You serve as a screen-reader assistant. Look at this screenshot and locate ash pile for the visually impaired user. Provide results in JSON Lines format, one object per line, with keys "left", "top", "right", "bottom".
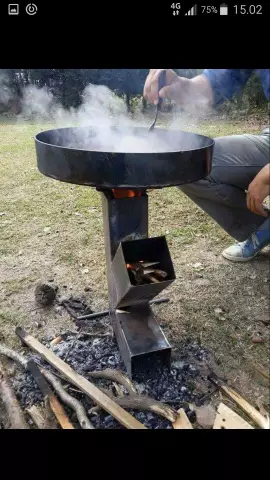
{"left": 11, "top": 318, "right": 211, "bottom": 429}
{"left": 1, "top": 295, "right": 219, "bottom": 430}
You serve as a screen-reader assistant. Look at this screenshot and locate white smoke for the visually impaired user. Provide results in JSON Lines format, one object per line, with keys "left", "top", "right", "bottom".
{"left": 0, "top": 70, "right": 212, "bottom": 153}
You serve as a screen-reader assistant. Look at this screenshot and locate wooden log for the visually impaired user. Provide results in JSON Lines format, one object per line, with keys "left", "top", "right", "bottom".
{"left": 213, "top": 403, "right": 254, "bottom": 429}
{"left": 173, "top": 408, "right": 193, "bottom": 429}
{"left": 209, "top": 374, "right": 269, "bottom": 429}
{"left": 0, "top": 360, "right": 29, "bottom": 429}
{"left": 16, "top": 327, "right": 146, "bottom": 429}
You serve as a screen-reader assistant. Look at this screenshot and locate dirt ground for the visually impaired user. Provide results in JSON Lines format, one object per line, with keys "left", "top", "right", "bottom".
{"left": 0, "top": 114, "right": 269, "bottom": 414}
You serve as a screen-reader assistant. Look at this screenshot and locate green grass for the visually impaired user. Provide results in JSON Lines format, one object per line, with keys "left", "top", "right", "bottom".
{"left": 0, "top": 114, "right": 269, "bottom": 404}
{"left": 0, "top": 115, "right": 265, "bottom": 258}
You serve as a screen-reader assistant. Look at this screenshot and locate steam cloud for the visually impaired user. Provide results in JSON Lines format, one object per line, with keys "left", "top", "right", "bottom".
{"left": 1, "top": 72, "right": 211, "bottom": 153}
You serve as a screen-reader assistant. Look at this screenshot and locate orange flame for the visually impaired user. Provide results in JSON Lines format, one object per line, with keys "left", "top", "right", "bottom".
{"left": 112, "top": 189, "right": 143, "bottom": 199}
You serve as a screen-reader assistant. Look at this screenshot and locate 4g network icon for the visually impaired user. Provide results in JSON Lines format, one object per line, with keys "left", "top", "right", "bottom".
{"left": 171, "top": 3, "right": 181, "bottom": 15}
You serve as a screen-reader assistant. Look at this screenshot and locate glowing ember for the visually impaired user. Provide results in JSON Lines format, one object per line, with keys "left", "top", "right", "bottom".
{"left": 112, "top": 189, "right": 143, "bottom": 199}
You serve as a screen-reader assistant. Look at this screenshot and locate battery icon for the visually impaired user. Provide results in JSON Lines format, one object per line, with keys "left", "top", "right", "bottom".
{"left": 220, "top": 3, "right": 228, "bottom": 15}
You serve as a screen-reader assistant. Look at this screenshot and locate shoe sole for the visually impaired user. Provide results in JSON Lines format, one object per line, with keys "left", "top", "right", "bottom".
{"left": 222, "top": 250, "right": 260, "bottom": 262}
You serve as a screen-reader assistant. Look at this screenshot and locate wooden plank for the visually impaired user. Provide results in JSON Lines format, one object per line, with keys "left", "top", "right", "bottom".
{"left": 213, "top": 403, "right": 254, "bottom": 430}
{"left": 173, "top": 408, "right": 193, "bottom": 429}
{"left": 209, "top": 374, "right": 269, "bottom": 429}
{"left": 16, "top": 327, "right": 147, "bottom": 430}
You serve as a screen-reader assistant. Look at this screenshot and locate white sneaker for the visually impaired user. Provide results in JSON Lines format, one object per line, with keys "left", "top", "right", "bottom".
{"left": 222, "top": 233, "right": 265, "bottom": 262}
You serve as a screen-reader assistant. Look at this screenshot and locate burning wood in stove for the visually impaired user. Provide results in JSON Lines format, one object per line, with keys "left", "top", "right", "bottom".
{"left": 126, "top": 261, "right": 168, "bottom": 285}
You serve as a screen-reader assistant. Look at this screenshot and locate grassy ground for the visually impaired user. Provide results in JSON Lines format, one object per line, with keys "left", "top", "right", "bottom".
{"left": 0, "top": 114, "right": 269, "bottom": 410}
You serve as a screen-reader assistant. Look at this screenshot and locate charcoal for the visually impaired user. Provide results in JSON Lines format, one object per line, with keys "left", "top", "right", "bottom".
{"left": 11, "top": 315, "right": 209, "bottom": 429}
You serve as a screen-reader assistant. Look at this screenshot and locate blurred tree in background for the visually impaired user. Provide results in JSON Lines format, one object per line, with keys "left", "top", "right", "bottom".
{"left": 0, "top": 69, "right": 268, "bottom": 114}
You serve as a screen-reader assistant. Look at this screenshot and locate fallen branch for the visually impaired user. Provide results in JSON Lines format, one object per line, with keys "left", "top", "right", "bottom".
{"left": 0, "top": 360, "right": 29, "bottom": 429}
{"left": 88, "top": 368, "right": 137, "bottom": 395}
{"left": 16, "top": 327, "right": 146, "bottom": 429}
{"left": 41, "top": 369, "right": 94, "bottom": 429}
{"left": 0, "top": 344, "right": 27, "bottom": 368}
{"left": 209, "top": 373, "right": 269, "bottom": 429}
{"left": 97, "top": 387, "right": 178, "bottom": 423}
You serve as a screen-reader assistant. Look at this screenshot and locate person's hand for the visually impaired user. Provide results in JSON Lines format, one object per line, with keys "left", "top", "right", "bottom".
{"left": 143, "top": 69, "right": 214, "bottom": 112}
{"left": 143, "top": 69, "right": 189, "bottom": 105}
{"left": 246, "top": 164, "right": 270, "bottom": 217}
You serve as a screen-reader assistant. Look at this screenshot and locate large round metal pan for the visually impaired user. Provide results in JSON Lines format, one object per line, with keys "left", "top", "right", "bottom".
{"left": 35, "top": 126, "right": 214, "bottom": 189}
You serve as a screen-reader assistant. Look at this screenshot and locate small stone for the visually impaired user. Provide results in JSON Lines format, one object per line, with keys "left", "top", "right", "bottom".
{"left": 195, "top": 404, "right": 216, "bottom": 429}
{"left": 34, "top": 321, "right": 43, "bottom": 328}
{"left": 48, "top": 278, "right": 54, "bottom": 282}
{"left": 84, "top": 286, "right": 91, "bottom": 292}
{"left": 214, "top": 308, "right": 223, "bottom": 316}
{"left": 252, "top": 336, "right": 264, "bottom": 344}
{"left": 18, "top": 250, "right": 23, "bottom": 256}
{"left": 43, "top": 227, "right": 51, "bottom": 233}
{"left": 249, "top": 274, "right": 257, "bottom": 280}
{"left": 82, "top": 268, "right": 89, "bottom": 274}
{"left": 63, "top": 285, "right": 67, "bottom": 289}
{"left": 192, "top": 262, "right": 204, "bottom": 271}
{"left": 0, "top": 212, "right": 6, "bottom": 216}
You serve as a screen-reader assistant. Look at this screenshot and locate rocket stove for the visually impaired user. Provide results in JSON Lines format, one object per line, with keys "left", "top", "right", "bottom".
{"left": 35, "top": 126, "right": 214, "bottom": 377}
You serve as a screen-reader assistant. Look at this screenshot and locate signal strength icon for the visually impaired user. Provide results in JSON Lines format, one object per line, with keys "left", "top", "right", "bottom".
{"left": 185, "top": 4, "right": 197, "bottom": 15}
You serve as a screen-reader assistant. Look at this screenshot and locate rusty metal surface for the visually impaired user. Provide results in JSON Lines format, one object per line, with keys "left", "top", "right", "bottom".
{"left": 101, "top": 191, "right": 172, "bottom": 377}
{"left": 111, "top": 237, "right": 175, "bottom": 309}
{"left": 113, "top": 305, "right": 171, "bottom": 377}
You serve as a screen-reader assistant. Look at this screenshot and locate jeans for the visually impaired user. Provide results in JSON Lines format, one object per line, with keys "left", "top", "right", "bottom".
{"left": 179, "top": 128, "right": 270, "bottom": 241}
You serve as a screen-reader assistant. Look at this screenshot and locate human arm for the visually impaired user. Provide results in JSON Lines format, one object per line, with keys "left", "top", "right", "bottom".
{"left": 246, "top": 164, "right": 270, "bottom": 217}
{"left": 143, "top": 69, "right": 254, "bottom": 112}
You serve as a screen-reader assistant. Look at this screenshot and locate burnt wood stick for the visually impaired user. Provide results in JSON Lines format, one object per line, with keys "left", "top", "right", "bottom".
{"left": 16, "top": 327, "right": 147, "bottom": 429}
{"left": 27, "top": 360, "right": 75, "bottom": 429}
{"left": 153, "top": 269, "right": 168, "bottom": 279}
{"left": 0, "top": 360, "right": 30, "bottom": 429}
{"left": 144, "top": 273, "right": 160, "bottom": 284}
{"left": 62, "top": 301, "right": 78, "bottom": 319}
{"left": 75, "top": 297, "right": 170, "bottom": 322}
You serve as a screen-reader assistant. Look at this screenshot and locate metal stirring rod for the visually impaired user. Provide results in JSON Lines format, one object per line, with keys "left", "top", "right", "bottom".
{"left": 148, "top": 70, "right": 167, "bottom": 132}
